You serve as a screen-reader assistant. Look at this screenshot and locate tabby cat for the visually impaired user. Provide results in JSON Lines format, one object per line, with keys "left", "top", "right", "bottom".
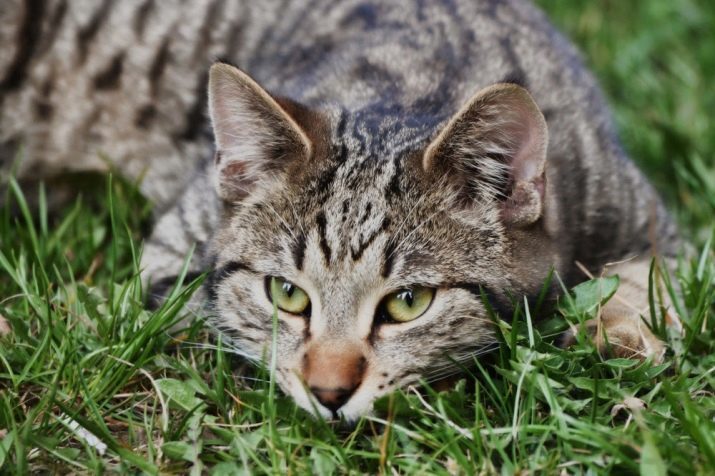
{"left": 1, "top": 0, "right": 680, "bottom": 420}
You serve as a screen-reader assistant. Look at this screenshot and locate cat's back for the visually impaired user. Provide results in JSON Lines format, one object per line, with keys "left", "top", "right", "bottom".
{"left": 251, "top": 0, "right": 678, "bottom": 267}
{"left": 0, "top": 0, "right": 591, "bottom": 199}
{"left": 252, "top": 0, "right": 601, "bottom": 142}
{"left": 0, "top": 0, "right": 676, "bottom": 266}
{"left": 0, "top": 0, "right": 278, "bottom": 204}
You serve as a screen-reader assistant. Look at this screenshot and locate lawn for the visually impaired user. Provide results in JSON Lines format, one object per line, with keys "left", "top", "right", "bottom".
{"left": 1, "top": 0, "right": 714, "bottom": 474}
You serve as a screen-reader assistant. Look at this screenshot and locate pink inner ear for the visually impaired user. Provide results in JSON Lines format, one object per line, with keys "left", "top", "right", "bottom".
{"left": 207, "top": 63, "right": 313, "bottom": 201}
{"left": 498, "top": 99, "right": 548, "bottom": 226}
{"left": 505, "top": 102, "right": 547, "bottom": 184}
{"left": 423, "top": 83, "right": 548, "bottom": 225}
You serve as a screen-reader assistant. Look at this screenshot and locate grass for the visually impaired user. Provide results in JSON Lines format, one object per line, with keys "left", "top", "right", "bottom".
{"left": 1, "top": 0, "right": 714, "bottom": 473}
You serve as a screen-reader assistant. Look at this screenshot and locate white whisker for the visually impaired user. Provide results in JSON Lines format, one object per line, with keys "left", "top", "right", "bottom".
{"left": 263, "top": 201, "right": 297, "bottom": 242}
{"left": 386, "top": 209, "right": 443, "bottom": 261}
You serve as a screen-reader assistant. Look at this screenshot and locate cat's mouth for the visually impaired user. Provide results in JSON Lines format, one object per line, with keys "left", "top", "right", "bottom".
{"left": 277, "top": 342, "right": 499, "bottom": 420}
{"left": 275, "top": 353, "right": 457, "bottom": 421}
{"left": 281, "top": 370, "right": 396, "bottom": 422}
{"left": 275, "top": 367, "right": 378, "bottom": 421}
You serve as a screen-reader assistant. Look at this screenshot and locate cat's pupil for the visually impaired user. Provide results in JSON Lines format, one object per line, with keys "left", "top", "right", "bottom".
{"left": 397, "top": 290, "right": 414, "bottom": 307}
{"left": 282, "top": 282, "right": 295, "bottom": 298}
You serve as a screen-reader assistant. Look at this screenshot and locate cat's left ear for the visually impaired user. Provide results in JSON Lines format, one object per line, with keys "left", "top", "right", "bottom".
{"left": 208, "top": 63, "right": 312, "bottom": 202}
{"left": 423, "top": 83, "right": 548, "bottom": 227}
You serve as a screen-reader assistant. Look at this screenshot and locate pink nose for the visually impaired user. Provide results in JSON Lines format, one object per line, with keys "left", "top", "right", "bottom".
{"left": 310, "top": 387, "right": 357, "bottom": 412}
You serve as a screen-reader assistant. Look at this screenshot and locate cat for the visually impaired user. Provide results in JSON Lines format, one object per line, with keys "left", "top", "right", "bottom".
{"left": 1, "top": 0, "right": 681, "bottom": 421}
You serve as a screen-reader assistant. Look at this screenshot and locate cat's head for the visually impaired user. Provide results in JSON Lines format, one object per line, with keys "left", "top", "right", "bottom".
{"left": 206, "top": 63, "right": 556, "bottom": 421}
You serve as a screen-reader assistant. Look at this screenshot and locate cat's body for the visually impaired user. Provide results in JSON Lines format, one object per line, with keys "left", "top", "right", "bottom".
{"left": 2, "top": 0, "right": 680, "bottom": 420}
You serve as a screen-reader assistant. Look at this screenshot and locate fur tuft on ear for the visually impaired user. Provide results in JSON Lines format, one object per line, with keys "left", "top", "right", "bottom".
{"left": 208, "top": 63, "right": 312, "bottom": 202}
{"left": 423, "top": 83, "right": 548, "bottom": 227}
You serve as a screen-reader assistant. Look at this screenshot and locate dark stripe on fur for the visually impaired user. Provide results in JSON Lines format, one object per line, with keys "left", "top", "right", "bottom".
{"left": 360, "top": 202, "right": 372, "bottom": 224}
{"left": 206, "top": 260, "right": 256, "bottom": 302}
{"left": 223, "top": 22, "right": 245, "bottom": 59}
{"left": 146, "top": 271, "right": 204, "bottom": 310}
{"left": 133, "top": 0, "right": 155, "bottom": 38}
{"left": 384, "top": 155, "right": 402, "bottom": 202}
{"left": 218, "top": 326, "right": 263, "bottom": 344}
{"left": 135, "top": 104, "right": 157, "bottom": 128}
{"left": 381, "top": 240, "right": 396, "bottom": 278}
{"left": 177, "top": 71, "right": 209, "bottom": 141}
{"left": 351, "top": 216, "right": 390, "bottom": 261}
{"left": 0, "top": 0, "right": 46, "bottom": 92}
{"left": 193, "top": 0, "right": 225, "bottom": 62}
{"left": 315, "top": 211, "right": 331, "bottom": 264}
{"left": 292, "top": 233, "right": 307, "bottom": 270}
{"left": 37, "top": 0, "right": 67, "bottom": 57}
{"left": 34, "top": 77, "right": 54, "bottom": 118}
{"left": 498, "top": 35, "right": 528, "bottom": 89}
{"left": 93, "top": 52, "right": 125, "bottom": 90}
{"left": 148, "top": 38, "right": 171, "bottom": 97}
{"left": 76, "top": 0, "right": 112, "bottom": 63}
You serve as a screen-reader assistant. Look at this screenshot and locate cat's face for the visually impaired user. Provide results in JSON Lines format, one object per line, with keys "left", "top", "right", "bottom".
{"left": 209, "top": 151, "right": 515, "bottom": 420}
{"left": 206, "top": 64, "right": 551, "bottom": 420}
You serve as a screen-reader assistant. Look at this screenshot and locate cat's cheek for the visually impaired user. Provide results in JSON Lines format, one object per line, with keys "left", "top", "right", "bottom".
{"left": 336, "top": 375, "right": 400, "bottom": 422}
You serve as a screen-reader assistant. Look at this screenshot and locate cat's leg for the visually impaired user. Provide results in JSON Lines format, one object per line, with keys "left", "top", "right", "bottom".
{"left": 569, "top": 257, "right": 680, "bottom": 362}
{"left": 141, "top": 169, "right": 220, "bottom": 310}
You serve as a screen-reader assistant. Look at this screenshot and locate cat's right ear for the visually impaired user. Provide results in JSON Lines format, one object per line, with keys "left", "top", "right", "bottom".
{"left": 208, "top": 63, "right": 312, "bottom": 202}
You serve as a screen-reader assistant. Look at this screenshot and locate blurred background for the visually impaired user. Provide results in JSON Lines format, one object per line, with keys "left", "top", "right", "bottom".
{"left": 539, "top": 0, "right": 715, "bottom": 243}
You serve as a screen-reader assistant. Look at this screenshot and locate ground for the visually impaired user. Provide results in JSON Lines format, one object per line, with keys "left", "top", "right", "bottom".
{"left": 1, "top": 0, "right": 714, "bottom": 473}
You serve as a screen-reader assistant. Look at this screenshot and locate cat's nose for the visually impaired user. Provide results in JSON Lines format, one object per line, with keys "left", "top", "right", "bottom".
{"left": 309, "top": 386, "right": 356, "bottom": 413}
{"left": 303, "top": 341, "right": 366, "bottom": 414}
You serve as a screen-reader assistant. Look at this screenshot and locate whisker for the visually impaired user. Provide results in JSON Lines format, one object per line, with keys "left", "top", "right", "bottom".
{"left": 386, "top": 209, "right": 443, "bottom": 261}
{"left": 388, "top": 186, "right": 432, "bottom": 244}
{"left": 425, "top": 368, "right": 467, "bottom": 384}
{"left": 175, "top": 339, "right": 258, "bottom": 360}
{"left": 286, "top": 195, "right": 308, "bottom": 239}
{"left": 263, "top": 201, "right": 298, "bottom": 242}
{"left": 423, "top": 344, "right": 500, "bottom": 380}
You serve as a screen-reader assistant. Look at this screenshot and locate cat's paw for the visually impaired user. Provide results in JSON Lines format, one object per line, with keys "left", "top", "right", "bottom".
{"left": 595, "top": 318, "right": 665, "bottom": 362}
{"left": 562, "top": 313, "right": 665, "bottom": 363}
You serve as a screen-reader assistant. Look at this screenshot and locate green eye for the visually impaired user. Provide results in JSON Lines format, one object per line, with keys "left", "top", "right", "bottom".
{"left": 382, "top": 287, "right": 435, "bottom": 323}
{"left": 267, "top": 277, "right": 311, "bottom": 315}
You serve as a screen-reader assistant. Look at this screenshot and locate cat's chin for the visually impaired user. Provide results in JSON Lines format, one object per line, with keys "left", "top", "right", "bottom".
{"left": 279, "top": 371, "right": 379, "bottom": 422}
{"left": 275, "top": 363, "right": 387, "bottom": 422}
{"left": 291, "top": 386, "right": 376, "bottom": 423}
{"left": 336, "top": 404, "right": 375, "bottom": 424}
{"left": 334, "top": 388, "right": 382, "bottom": 423}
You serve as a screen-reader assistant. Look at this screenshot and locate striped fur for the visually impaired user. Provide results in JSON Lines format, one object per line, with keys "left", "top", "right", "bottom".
{"left": 2, "top": 0, "right": 681, "bottom": 420}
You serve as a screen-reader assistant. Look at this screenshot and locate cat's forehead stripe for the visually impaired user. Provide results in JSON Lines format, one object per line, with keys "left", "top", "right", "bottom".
{"left": 349, "top": 216, "right": 391, "bottom": 262}
{"left": 291, "top": 233, "right": 307, "bottom": 271}
{"left": 381, "top": 241, "right": 397, "bottom": 278}
{"left": 315, "top": 211, "right": 332, "bottom": 265}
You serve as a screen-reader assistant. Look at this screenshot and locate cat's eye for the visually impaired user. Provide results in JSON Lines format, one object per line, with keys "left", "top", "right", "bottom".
{"left": 266, "top": 277, "right": 311, "bottom": 315}
{"left": 381, "top": 287, "right": 435, "bottom": 323}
